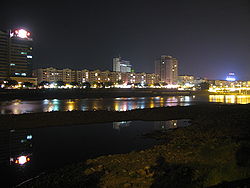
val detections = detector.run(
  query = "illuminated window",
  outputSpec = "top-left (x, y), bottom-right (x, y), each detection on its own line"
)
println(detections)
top-left (21, 73), bottom-right (27, 76)
top-left (10, 63), bottom-right (15, 66)
top-left (21, 52), bottom-right (27, 55)
top-left (27, 55), bottom-right (32, 58)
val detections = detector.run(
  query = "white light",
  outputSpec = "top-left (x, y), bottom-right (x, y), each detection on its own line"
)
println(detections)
top-left (18, 156), bottom-right (27, 165)
top-left (226, 77), bottom-right (236, 81)
top-left (17, 29), bottom-right (29, 38)
top-left (27, 135), bottom-right (32, 140)
top-left (27, 55), bottom-right (32, 58)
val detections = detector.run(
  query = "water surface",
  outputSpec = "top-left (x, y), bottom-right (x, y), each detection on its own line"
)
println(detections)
top-left (0, 120), bottom-right (190, 186)
top-left (0, 96), bottom-right (198, 114)
top-left (1, 95), bottom-right (249, 115)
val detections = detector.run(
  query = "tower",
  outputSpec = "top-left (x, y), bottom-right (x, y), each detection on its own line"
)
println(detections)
top-left (0, 29), bottom-right (33, 80)
top-left (112, 57), bottom-right (132, 73)
top-left (155, 55), bottom-right (178, 84)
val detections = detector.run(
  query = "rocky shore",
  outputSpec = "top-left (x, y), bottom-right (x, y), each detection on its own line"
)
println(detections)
top-left (2, 104), bottom-right (250, 187)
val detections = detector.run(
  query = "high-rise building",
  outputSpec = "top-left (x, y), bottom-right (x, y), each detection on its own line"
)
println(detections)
top-left (113, 57), bottom-right (132, 73)
top-left (0, 30), bottom-right (9, 79)
top-left (0, 29), bottom-right (33, 80)
top-left (155, 55), bottom-right (178, 84)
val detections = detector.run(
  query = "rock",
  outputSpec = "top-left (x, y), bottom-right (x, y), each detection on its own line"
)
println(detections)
top-left (137, 169), bottom-right (147, 176)
top-left (123, 183), bottom-right (131, 187)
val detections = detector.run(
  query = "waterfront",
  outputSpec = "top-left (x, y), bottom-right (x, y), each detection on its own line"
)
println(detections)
top-left (0, 120), bottom-right (189, 187)
top-left (0, 94), bottom-right (250, 114)
top-left (10, 104), bottom-right (250, 188)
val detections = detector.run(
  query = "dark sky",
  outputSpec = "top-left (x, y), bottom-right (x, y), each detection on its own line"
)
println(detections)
top-left (1, 0), bottom-right (249, 80)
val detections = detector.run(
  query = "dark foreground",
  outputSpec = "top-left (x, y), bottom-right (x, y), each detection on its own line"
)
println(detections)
top-left (1, 104), bottom-right (250, 187)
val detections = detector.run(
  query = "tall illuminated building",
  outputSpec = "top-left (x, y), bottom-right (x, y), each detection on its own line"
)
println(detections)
top-left (0, 30), bottom-right (9, 79)
top-left (155, 55), bottom-right (178, 84)
top-left (0, 29), bottom-right (33, 80)
top-left (113, 57), bottom-right (132, 73)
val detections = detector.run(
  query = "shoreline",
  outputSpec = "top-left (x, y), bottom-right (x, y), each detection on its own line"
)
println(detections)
top-left (16, 103), bottom-right (250, 187)
top-left (0, 88), bottom-right (202, 101)
top-left (0, 103), bottom-right (248, 129)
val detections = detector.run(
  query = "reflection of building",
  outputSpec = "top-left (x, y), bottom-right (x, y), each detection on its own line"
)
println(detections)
top-left (154, 119), bottom-right (191, 131)
top-left (113, 121), bottom-right (132, 130)
top-left (113, 57), bottom-right (132, 73)
top-left (0, 130), bottom-right (9, 164)
top-left (155, 55), bottom-right (178, 84)
top-left (0, 129), bottom-right (32, 165)
top-left (0, 29), bottom-right (33, 80)
top-left (209, 95), bottom-right (250, 104)
top-left (154, 120), bottom-right (178, 130)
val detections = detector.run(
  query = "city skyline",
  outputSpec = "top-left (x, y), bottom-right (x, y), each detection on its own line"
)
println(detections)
top-left (0, 0), bottom-right (249, 80)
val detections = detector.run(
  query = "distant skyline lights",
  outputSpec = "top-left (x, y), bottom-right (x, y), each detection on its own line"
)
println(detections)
top-left (226, 72), bottom-right (236, 82)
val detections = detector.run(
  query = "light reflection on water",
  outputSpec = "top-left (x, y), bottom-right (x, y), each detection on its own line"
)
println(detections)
top-left (0, 120), bottom-right (190, 186)
top-left (0, 95), bottom-right (250, 115)
top-left (0, 96), bottom-right (195, 114)
top-left (209, 95), bottom-right (250, 104)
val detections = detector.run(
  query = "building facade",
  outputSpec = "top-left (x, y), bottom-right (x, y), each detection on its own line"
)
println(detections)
top-left (33, 67), bottom-right (159, 86)
top-left (178, 75), bottom-right (195, 84)
top-left (155, 55), bottom-right (178, 84)
top-left (0, 29), bottom-right (33, 80)
top-left (0, 30), bottom-right (9, 79)
top-left (113, 57), bottom-right (132, 73)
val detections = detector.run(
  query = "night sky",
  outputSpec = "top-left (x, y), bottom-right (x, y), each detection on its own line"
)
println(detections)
top-left (1, 0), bottom-right (249, 80)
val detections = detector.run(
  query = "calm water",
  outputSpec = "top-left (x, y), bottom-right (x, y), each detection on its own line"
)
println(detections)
top-left (1, 95), bottom-right (250, 115)
top-left (0, 120), bottom-right (190, 187)
top-left (0, 96), bottom-right (198, 114)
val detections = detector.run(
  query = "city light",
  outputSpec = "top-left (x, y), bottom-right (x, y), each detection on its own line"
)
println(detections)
top-left (11, 29), bottom-right (31, 39)
top-left (226, 72), bottom-right (236, 82)
top-left (209, 95), bottom-right (250, 104)
top-left (18, 29), bottom-right (28, 38)
top-left (14, 155), bottom-right (30, 165)
top-left (209, 86), bottom-right (250, 94)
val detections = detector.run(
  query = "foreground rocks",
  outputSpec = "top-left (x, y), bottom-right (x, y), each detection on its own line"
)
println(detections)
top-left (4, 104), bottom-right (250, 187)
